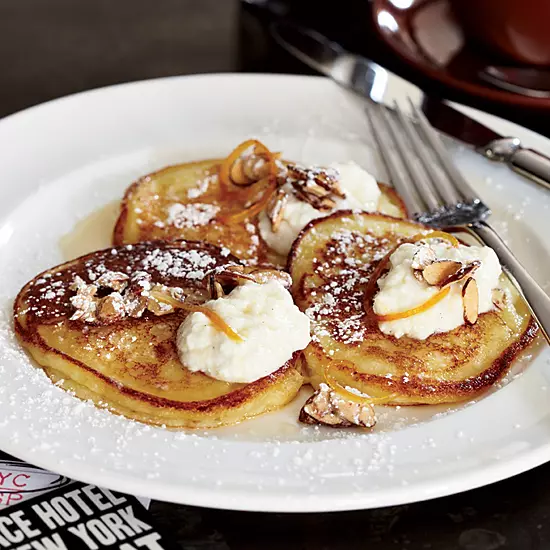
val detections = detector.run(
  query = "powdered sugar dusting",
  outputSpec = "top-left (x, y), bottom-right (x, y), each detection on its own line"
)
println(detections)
top-left (166, 203), bottom-right (219, 229)
top-left (17, 242), bottom-right (234, 322)
top-left (304, 229), bottom-right (392, 344)
top-left (187, 173), bottom-right (218, 199)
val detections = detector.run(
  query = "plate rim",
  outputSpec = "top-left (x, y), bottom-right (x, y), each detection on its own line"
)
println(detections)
top-left (0, 72), bottom-right (549, 512)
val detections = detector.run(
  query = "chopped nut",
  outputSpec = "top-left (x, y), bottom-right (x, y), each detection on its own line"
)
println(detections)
top-left (95, 271), bottom-right (129, 292)
top-left (69, 275), bottom-right (92, 293)
top-left (462, 277), bottom-right (479, 324)
top-left (69, 277), bottom-right (98, 322)
top-left (299, 383), bottom-right (376, 429)
top-left (266, 188), bottom-right (288, 233)
top-left (124, 293), bottom-right (148, 318)
top-left (422, 260), bottom-right (462, 286)
top-left (286, 164), bottom-right (345, 199)
top-left (69, 272), bottom-right (188, 324)
top-left (246, 267), bottom-right (292, 288)
top-left (413, 269), bottom-right (425, 283)
top-left (97, 293), bottom-right (126, 322)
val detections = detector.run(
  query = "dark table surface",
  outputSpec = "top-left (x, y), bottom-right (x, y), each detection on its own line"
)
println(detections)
top-left (2, 1), bottom-right (550, 548)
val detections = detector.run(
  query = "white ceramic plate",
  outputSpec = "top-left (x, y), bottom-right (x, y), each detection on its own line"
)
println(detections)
top-left (0, 73), bottom-right (549, 513)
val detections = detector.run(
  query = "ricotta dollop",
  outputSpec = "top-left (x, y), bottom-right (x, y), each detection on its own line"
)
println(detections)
top-left (373, 239), bottom-right (502, 339)
top-left (176, 281), bottom-right (311, 383)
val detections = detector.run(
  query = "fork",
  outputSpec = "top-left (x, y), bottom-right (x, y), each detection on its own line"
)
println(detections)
top-left (366, 99), bottom-right (550, 343)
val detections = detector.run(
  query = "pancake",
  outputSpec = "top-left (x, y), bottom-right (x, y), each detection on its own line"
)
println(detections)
top-left (113, 160), bottom-right (276, 264)
top-left (288, 212), bottom-right (537, 405)
top-left (14, 240), bottom-right (304, 428)
top-left (113, 157), bottom-right (407, 266)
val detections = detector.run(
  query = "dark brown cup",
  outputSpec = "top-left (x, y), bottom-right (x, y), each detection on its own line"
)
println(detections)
top-left (451, 0), bottom-right (550, 66)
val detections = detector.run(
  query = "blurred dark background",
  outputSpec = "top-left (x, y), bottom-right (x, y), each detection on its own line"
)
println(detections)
top-left (2, 1), bottom-right (550, 548)
top-left (2, 0), bottom-right (549, 135)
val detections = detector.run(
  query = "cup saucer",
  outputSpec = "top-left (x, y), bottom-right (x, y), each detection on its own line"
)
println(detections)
top-left (372, 0), bottom-right (550, 111)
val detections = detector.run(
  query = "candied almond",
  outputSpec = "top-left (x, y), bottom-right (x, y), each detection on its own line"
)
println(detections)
top-left (462, 277), bottom-right (479, 324)
top-left (267, 188), bottom-right (288, 233)
top-left (422, 260), bottom-right (462, 286)
top-left (97, 293), bottom-right (126, 322)
top-left (95, 271), bottom-right (129, 292)
top-left (208, 274), bottom-right (225, 300)
top-left (303, 179), bottom-right (331, 198)
top-left (442, 260), bottom-right (481, 287)
top-left (242, 155), bottom-right (270, 181)
top-left (299, 384), bottom-right (376, 429)
top-left (229, 158), bottom-right (253, 185)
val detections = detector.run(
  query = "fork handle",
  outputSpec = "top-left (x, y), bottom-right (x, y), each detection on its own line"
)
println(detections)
top-left (509, 148), bottom-right (550, 191)
top-left (470, 221), bottom-right (550, 343)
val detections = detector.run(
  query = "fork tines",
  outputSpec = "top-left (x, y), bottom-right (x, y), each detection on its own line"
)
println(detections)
top-left (366, 98), bottom-right (489, 226)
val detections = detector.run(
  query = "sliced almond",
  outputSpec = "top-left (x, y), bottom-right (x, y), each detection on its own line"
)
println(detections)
top-left (267, 188), bottom-right (288, 233)
top-left (442, 260), bottom-right (481, 287)
top-left (323, 176), bottom-right (346, 199)
top-left (462, 277), bottom-right (479, 324)
top-left (208, 274), bottom-right (225, 300)
top-left (229, 159), bottom-right (253, 185)
top-left (319, 196), bottom-right (337, 210)
top-left (291, 183), bottom-right (336, 210)
top-left (422, 260), bottom-right (462, 286)
top-left (242, 155), bottom-right (270, 181)
top-left (303, 179), bottom-right (331, 197)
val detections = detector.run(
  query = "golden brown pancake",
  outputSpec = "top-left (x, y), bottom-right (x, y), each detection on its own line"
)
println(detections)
top-left (288, 211), bottom-right (538, 405)
top-left (113, 158), bottom-right (407, 266)
top-left (14, 240), bottom-right (304, 428)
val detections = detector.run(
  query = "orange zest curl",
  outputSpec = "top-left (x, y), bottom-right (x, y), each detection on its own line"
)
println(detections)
top-left (217, 177), bottom-right (277, 224)
top-left (324, 363), bottom-right (396, 405)
top-left (151, 291), bottom-right (243, 342)
top-left (189, 305), bottom-right (244, 342)
top-left (375, 285), bottom-right (451, 322)
top-left (219, 139), bottom-right (277, 189)
top-left (413, 230), bottom-right (459, 247)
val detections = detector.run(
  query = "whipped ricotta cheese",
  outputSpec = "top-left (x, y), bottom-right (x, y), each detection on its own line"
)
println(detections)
top-left (176, 281), bottom-right (311, 383)
top-left (258, 161), bottom-right (381, 256)
top-left (373, 239), bottom-right (502, 339)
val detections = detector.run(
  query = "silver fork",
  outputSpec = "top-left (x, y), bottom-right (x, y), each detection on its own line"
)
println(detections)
top-left (366, 99), bottom-right (550, 343)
